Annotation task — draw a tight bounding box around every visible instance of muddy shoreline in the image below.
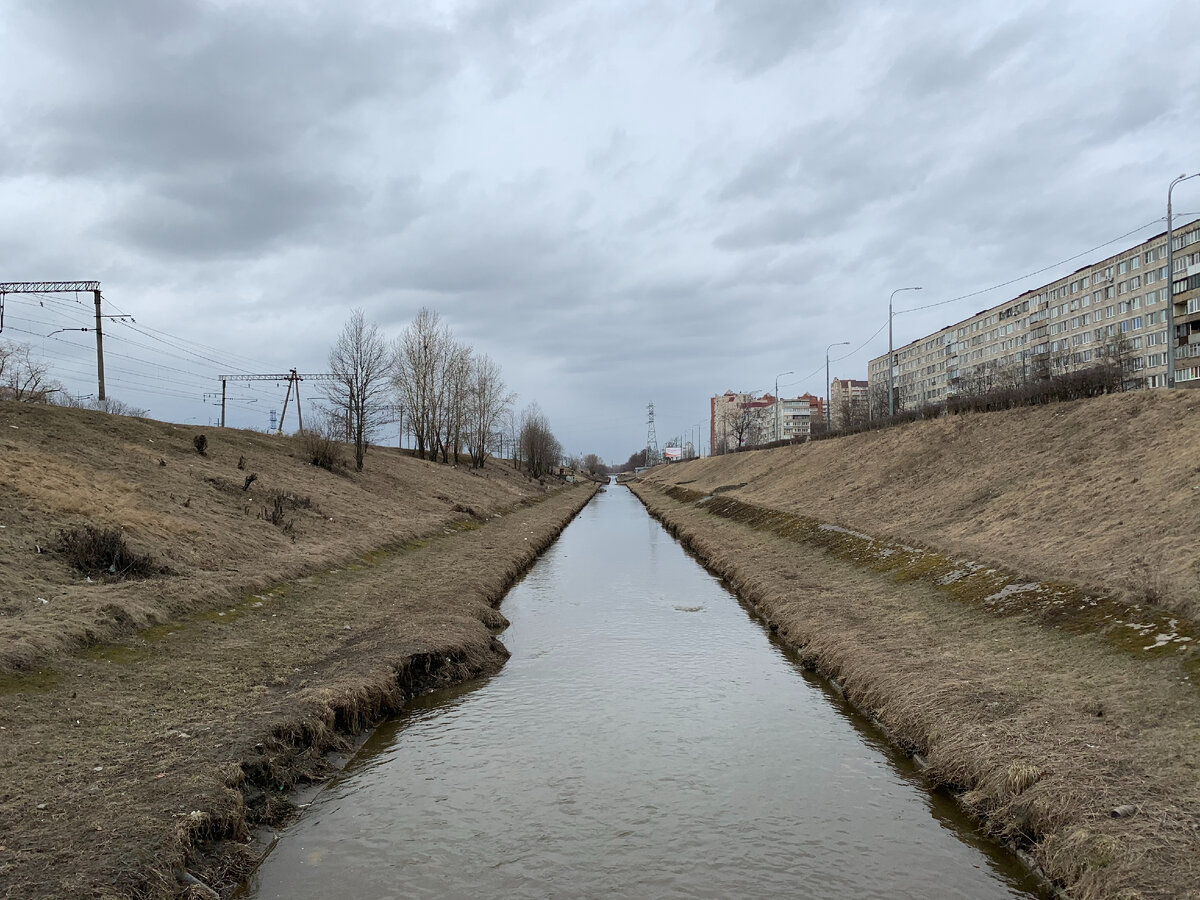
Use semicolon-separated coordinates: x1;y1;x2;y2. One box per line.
627;479;1200;900
0;483;598;899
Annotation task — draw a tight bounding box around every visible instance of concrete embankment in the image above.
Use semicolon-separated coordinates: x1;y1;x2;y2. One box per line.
0;482;597;900
628;478;1200;900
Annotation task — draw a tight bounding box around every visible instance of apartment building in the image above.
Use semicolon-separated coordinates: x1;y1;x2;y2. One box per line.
867;222;1200;408
710;391;824;450
829;378;869;429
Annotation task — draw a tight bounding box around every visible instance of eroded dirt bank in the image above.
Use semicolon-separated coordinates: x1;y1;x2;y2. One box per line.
0;482;597;899
628;480;1200;900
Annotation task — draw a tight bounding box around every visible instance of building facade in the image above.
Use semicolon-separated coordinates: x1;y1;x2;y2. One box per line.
868;222;1200;409
829;378;869;429
711;391;824;450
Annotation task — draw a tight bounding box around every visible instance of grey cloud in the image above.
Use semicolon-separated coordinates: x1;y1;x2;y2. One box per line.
713;0;852;76
7;1;457;260
111;166;365;259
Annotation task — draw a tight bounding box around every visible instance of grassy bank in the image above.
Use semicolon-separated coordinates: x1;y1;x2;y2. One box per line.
0;400;560;674
0;400;598;898
627;478;1200;900
646;390;1200;621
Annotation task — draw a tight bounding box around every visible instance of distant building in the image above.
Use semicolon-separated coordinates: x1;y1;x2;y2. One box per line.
829;379;869;429
710;390;825;450
867;221;1200;408
710;390;771;453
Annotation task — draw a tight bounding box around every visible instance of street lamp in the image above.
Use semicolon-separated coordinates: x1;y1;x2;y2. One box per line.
888;286;923;416
775;370;793;443
825;341;850;432
1167;173;1198;389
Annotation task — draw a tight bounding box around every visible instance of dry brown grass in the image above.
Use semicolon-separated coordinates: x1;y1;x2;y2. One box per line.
631;481;1200;900
647;390;1200;620
0;400;558;674
0;470;596;899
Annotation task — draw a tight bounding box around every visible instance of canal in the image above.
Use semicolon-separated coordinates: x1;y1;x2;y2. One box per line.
245;483;1045;899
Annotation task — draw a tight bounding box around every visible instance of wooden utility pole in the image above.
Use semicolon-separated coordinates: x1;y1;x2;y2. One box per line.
277;372;294;434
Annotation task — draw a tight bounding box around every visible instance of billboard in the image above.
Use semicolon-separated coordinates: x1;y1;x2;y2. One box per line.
664;446;683;460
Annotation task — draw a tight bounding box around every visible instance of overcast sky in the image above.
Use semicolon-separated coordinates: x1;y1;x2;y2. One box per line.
2;0;1199;462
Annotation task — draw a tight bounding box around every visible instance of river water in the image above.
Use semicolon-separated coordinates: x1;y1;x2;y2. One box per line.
245;483;1045;899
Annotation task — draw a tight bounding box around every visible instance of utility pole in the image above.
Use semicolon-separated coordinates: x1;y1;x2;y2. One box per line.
1167;173;1197;389
92;289;106;401
775;371;792;442
825;341;850;432
888;286;922;416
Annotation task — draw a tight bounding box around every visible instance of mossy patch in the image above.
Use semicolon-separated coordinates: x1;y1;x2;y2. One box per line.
0;668;62;695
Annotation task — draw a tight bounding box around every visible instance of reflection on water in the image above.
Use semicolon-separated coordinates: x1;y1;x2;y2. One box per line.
246;484;1045;900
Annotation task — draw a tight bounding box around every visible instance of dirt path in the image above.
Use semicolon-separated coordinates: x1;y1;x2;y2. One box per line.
629;481;1200;900
0;483;597;899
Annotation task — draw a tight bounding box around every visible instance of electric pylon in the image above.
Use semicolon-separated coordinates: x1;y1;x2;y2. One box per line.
646;401;659;464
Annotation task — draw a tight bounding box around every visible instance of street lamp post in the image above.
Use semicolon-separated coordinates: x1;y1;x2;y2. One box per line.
888;286;923;417
1167;173;1198;389
775;371;793;443
825;341;850;432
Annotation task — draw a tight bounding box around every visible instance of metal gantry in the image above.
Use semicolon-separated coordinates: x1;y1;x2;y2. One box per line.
218;370;335;432
0;281;108;399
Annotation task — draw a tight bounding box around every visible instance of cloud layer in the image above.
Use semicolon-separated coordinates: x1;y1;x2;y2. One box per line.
2;0;1198;459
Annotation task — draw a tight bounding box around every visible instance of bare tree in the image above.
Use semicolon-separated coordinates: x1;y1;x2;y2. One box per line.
519;404;561;479
726;398;759;449
464;353;515;469
392;308;453;461
0;341;58;402
867;380;890;422
325;309;390;472
438;340;472;464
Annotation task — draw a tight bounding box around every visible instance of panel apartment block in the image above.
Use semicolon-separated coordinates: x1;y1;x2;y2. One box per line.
867;222;1200;408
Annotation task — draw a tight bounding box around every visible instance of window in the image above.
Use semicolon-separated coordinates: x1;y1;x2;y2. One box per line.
1119;319;1131;333
1131;256;1139;270
1119;260;1128;274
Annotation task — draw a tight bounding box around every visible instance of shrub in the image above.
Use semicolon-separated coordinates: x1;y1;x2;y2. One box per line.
56;526;163;579
300;427;347;473
193;434;208;455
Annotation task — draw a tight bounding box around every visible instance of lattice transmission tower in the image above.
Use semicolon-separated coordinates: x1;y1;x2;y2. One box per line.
646;401;659;465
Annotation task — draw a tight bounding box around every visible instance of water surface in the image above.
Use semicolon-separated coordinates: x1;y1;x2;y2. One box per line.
246;483;1044;899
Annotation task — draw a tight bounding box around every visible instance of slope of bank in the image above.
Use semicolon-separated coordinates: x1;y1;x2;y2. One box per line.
0;479;597;899
629;388;1200;899
629;482;1200;900
651;389;1199;619
0;400;558;674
